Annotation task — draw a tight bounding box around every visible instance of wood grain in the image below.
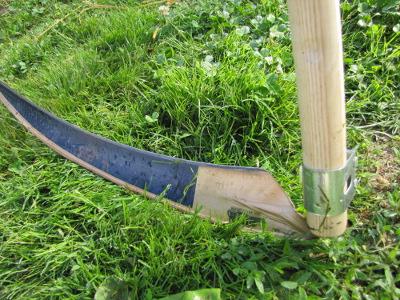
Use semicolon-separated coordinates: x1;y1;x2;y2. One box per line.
288;0;348;237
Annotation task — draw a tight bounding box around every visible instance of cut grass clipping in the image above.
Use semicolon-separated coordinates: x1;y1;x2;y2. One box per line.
0;0;399;299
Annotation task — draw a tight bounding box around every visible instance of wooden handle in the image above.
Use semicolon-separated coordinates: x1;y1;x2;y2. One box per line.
288;0;347;237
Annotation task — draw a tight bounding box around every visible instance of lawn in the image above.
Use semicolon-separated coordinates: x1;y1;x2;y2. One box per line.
0;0;399;299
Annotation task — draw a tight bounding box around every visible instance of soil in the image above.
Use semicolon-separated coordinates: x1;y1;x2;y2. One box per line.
367;137;399;192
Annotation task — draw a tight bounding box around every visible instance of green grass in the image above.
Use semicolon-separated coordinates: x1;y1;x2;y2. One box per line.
0;0;399;299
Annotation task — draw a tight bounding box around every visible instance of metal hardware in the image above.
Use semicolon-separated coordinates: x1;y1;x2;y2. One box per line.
302;148;357;217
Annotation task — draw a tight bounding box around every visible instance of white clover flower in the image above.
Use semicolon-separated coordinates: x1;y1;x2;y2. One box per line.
158;5;170;16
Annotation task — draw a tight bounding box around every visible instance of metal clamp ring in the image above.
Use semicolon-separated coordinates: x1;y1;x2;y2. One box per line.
302;148;357;217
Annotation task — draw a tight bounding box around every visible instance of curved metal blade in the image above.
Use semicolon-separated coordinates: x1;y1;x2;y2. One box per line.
0;82;310;237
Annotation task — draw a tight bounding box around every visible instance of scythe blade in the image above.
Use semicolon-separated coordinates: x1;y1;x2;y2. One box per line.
0;82;310;237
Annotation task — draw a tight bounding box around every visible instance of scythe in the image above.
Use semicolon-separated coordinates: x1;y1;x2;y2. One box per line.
0;0;356;238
